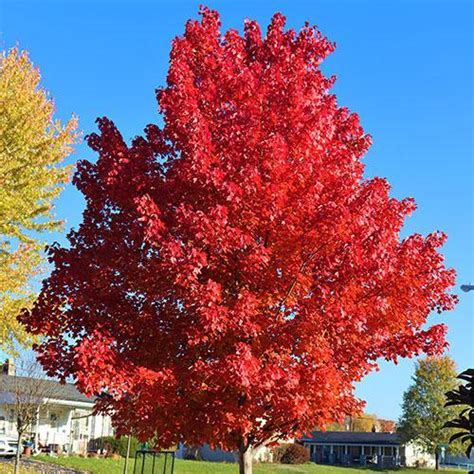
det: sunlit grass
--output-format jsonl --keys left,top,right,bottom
{"left": 28, "top": 455, "right": 464, "bottom": 474}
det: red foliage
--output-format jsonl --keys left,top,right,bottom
{"left": 21, "top": 7, "right": 457, "bottom": 453}
{"left": 379, "top": 419, "right": 397, "bottom": 433}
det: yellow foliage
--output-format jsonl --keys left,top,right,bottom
{"left": 0, "top": 48, "right": 78, "bottom": 353}
{"left": 351, "top": 413, "right": 378, "bottom": 432}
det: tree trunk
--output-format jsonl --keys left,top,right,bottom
{"left": 123, "top": 435, "right": 131, "bottom": 474}
{"left": 435, "top": 451, "right": 440, "bottom": 470}
{"left": 35, "top": 407, "right": 40, "bottom": 454}
{"left": 238, "top": 441, "right": 252, "bottom": 474}
{"left": 14, "top": 431, "right": 22, "bottom": 474}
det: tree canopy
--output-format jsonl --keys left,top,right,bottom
{"left": 326, "top": 413, "right": 396, "bottom": 432}
{"left": 0, "top": 48, "right": 77, "bottom": 353}
{"left": 398, "top": 356, "right": 463, "bottom": 468}
{"left": 21, "top": 8, "right": 456, "bottom": 474}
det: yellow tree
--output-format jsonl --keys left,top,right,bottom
{"left": 352, "top": 413, "right": 379, "bottom": 432}
{"left": 399, "top": 356, "right": 463, "bottom": 470}
{"left": 0, "top": 48, "right": 78, "bottom": 353}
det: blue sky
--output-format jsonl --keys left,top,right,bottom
{"left": 1, "top": 0, "right": 473, "bottom": 421}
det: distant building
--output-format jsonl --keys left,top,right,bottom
{"left": 301, "top": 431, "right": 435, "bottom": 468}
{"left": 0, "top": 359, "right": 114, "bottom": 454}
{"left": 176, "top": 442, "right": 276, "bottom": 463}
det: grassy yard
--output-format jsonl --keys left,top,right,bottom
{"left": 29, "top": 456, "right": 465, "bottom": 474}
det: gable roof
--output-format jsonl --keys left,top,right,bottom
{"left": 301, "top": 431, "right": 401, "bottom": 446}
{"left": 0, "top": 374, "right": 92, "bottom": 404}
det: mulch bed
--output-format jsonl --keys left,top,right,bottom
{"left": 0, "top": 458, "right": 86, "bottom": 474}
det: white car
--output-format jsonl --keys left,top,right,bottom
{"left": 0, "top": 436, "right": 18, "bottom": 457}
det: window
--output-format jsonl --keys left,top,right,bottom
{"left": 349, "top": 445, "right": 361, "bottom": 457}
{"left": 383, "top": 446, "right": 393, "bottom": 456}
{"left": 50, "top": 413, "right": 58, "bottom": 428}
{"left": 334, "top": 445, "right": 345, "bottom": 460}
{"left": 72, "top": 420, "right": 80, "bottom": 439}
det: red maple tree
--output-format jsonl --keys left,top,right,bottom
{"left": 21, "top": 8, "right": 457, "bottom": 473}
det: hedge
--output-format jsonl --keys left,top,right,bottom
{"left": 94, "top": 436, "right": 139, "bottom": 458}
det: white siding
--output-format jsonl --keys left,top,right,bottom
{"left": 0, "top": 401, "right": 114, "bottom": 454}
{"left": 404, "top": 441, "right": 436, "bottom": 468}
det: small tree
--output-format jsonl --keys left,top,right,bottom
{"left": 379, "top": 419, "right": 397, "bottom": 433}
{"left": 6, "top": 358, "right": 61, "bottom": 474}
{"left": 398, "top": 356, "right": 462, "bottom": 470}
{"left": 444, "top": 368, "right": 474, "bottom": 458}
{"left": 350, "top": 413, "right": 378, "bottom": 432}
{"left": 0, "top": 48, "right": 78, "bottom": 353}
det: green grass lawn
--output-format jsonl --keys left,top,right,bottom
{"left": 30, "top": 456, "right": 465, "bottom": 474}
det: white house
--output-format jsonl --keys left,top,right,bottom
{"left": 0, "top": 360, "right": 114, "bottom": 454}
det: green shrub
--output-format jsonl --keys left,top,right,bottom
{"left": 274, "top": 443, "right": 310, "bottom": 464}
{"left": 94, "top": 436, "right": 139, "bottom": 458}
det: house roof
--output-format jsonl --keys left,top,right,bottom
{"left": 0, "top": 374, "right": 92, "bottom": 404}
{"left": 301, "top": 431, "right": 401, "bottom": 446}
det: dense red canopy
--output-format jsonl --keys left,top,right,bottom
{"left": 22, "top": 7, "right": 456, "bottom": 453}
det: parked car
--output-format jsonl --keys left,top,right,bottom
{"left": 0, "top": 436, "right": 18, "bottom": 457}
